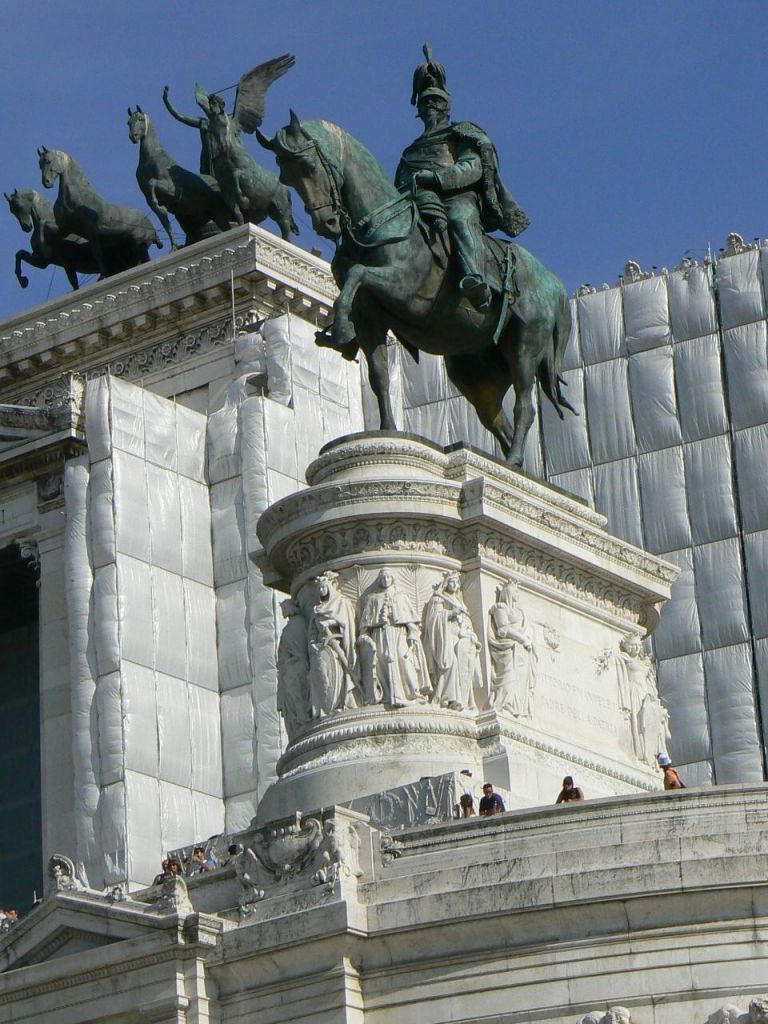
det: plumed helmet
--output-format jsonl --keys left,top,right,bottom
{"left": 410, "top": 43, "right": 450, "bottom": 106}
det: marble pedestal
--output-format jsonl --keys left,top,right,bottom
{"left": 253, "top": 433, "right": 678, "bottom": 821}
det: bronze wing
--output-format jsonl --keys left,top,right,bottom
{"left": 194, "top": 82, "right": 211, "bottom": 116}
{"left": 232, "top": 53, "right": 295, "bottom": 134}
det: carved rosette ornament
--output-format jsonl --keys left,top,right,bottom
{"left": 255, "top": 433, "right": 678, "bottom": 819}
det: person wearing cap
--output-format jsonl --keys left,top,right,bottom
{"left": 555, "top": 776, "right": 584, "bottom": 803}
{"left": 395, "top": 44, "right": 528, "bottom": 312}
{"left": 657, "top": 753, "right": 685, "bottom": 790}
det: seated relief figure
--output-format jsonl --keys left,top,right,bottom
{"left": 422, "top": 571, "right": 481, "bottom": 711}
{"left": 356, "top": 568, "right": 432, "bottom": 707}
{"left": 488, "top": 580, "right": 537, "bottom": 717}
{"left": 307, "top": 572, "right": 358, "bottom": 719}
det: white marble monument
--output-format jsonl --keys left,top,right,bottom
{"left": 254, "top": 431, "right": 678, "bottom": 820}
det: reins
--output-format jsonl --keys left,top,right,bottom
{"left": 281, "top": 131, "right": 416, "bottom": 251}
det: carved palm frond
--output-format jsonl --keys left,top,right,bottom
{"left": 233, "top": 53, "right": 296, "bottom": 135}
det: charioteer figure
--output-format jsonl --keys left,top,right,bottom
{"left": 395, "top": 45, "right": 529, "bottom": 312}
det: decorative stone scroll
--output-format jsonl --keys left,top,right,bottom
{"left": 47, "top": 854, "right": 85, "bottom": 895}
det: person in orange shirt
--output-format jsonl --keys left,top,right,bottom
{"left": 657, "top": 753, "right": 685, "bottom": 789}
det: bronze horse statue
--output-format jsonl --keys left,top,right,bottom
{"left": 196, "top": 55, "right": 299, "bottom": 240}
{"left": 128, "top": 106, "right": 234, "bottom": 249}
{"left": 5, "top": 187, "right": 139, "bottom": 290}
{"left": 38, "top": 147, "right": 161, "bottom": 278}
{"left": 260, "top": 113, "right": 575, "bottom": 467}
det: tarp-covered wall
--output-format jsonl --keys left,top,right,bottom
{"left": 208, "top": 313, "right": 365, "bottom": 832}
{"left": 392, "top": 252, "right": 768, "bottom": 786}
{"left": 69, "top": 376, "right": 222, "bottom": 887}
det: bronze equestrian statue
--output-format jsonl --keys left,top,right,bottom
{"left": 6, "top": 187, "right": 146, "bottom": 290}
{"left": 38, "top": 147, "right": 161, "bottom": 278}
{"left": 259, "top": 47, "right": 575, "bottom": 467}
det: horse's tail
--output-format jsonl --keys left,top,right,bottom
{"left": 537, "top": 289, "right": 577, "bottom": 419}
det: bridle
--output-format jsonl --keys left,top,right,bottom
{"left": 278, "top": 128, "right": 414, "bottom": 250}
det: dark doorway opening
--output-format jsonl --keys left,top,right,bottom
{"left": 0, "top": 543, "right": 42, "bottom": 913}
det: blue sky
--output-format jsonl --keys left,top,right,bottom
{"left": 1, "top": 0, "right": 767, "bottom": 316}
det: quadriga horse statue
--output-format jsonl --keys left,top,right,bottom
{"left": 197, "top": 55, "right": 299, "bottom": 240}
{"left": 128, "top": 106, "right": 233, "bottom": 249}
{"left": 5, "top": 188, "right": 142, "bottom": 290}
{"left": 260, "top": 113, "right": 575, "bottom": 468}
{"left": 38, "top": 146, "right": 161, "bottom": 278}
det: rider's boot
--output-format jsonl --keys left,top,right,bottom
{"left": 460, "top": 274, "right": 492, "bottom": 310}
{"left": 452, "top": 217, "right": 492, "bottom": 310}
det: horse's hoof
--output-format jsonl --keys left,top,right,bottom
{"left": 19, "top": 277, "right": 28, "bottom": 289}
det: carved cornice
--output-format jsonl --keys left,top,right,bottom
{"left": 476, "top": 713, "right": 657, "bottom": 790}
{"left": 260, "top": 437, "right": 677, "bottom": 608}
{"left": 277, "top": 705, "right": 480, "bottom": 776}
{"left": 0, "top": 224, "right": 336, "bottom": 396}
{"left": 265, "top": 515, "right": 652, "bottom": 627}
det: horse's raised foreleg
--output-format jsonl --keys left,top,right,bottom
{"left": 332, "top": 262, "right": 416, "bottom": 350}
{"left": 14, "top": 250, "right": 48, "bottom": 289}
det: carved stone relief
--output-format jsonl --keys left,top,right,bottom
{"left": 707, "top": 997, "right": 768, "bottom": 1024}
{"left": 357, "top": 567, "right": 432, "bottom": 707}
{"left": 151, "top": 875, "right": 194, "bottom": 917}
{"left": 488, "top": 580, "right": 537, "bottom": 719}
{"left": 232, "top": 812, "right": 364, "bottom": 915}
{"left": 577, "top": 1009, "right": 633, "bottom": 1024}
{"left": 595, "top": 633, "right": 670, "bottom": 766}
{"left": 276, "top": 564, "right": 484, "bottom": 743}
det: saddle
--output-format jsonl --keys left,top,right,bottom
{"left": 413, "top": 191, "right": 520, "bottom": 320}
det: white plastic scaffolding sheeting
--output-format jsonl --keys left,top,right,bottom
{"left": 539, "top": 250, "right": 768, "bottom": 783}
{"left": 69, "top": 376, "right": 223, "bottom": 887}
{"left": 385, "top": 246, "right": 768, "bottom": 783}
{"left": 723, "top": 321, "right": 768, "bottom": 431}
{"left": 209, "top": 313, "right": 365, "bottom": 832}
{"left": 673, "top": 334, "right": 728, "bottom": 442}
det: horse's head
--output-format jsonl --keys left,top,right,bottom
{"left": 127, "top": 106, "right": 149, "bottom": 144}
{"left": 38, "top": 147, "right": 66, "bottom": 189}
{"left": 260, "top": 111, "right": 344, "bottom": 239}
{"left": 4, "top": 189, "right": 33, "bottom": 231}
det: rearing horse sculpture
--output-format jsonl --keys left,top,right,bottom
{"left": 5, "top": 188, "right": 137, "bottom": 290}
{"left": 260, "top": 114, "right": 575, "bottom": 468}
{"left": 38, "top": 147, "right": 161, "bottom": 278}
